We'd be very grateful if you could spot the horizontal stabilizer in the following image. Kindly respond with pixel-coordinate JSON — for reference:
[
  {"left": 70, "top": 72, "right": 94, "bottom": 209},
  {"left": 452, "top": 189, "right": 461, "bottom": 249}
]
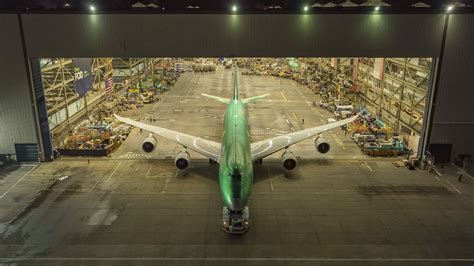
[
  {"left": 241, "top": 93, "right": 270, "bottom": 104},
  {"left": 201, "top": 93, "right": 230, "bottom": 104}
]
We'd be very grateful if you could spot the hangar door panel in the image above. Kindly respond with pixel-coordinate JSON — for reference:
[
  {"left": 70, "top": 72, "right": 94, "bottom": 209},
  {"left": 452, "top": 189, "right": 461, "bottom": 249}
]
[{"left": 14, "top": 144, "right": 39, "bottom": 163}]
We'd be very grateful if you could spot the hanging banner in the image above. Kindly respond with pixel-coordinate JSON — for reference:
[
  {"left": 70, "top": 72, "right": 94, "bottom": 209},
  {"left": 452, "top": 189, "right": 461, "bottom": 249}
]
[
  {"left": 353, "top": 58, "right": 359, "bottom": 81},
  {"left": 72, "top": 58, "right": 93, "bottom": 96},
  {"left": 372, "top": 58, "right": 384, "bottom": 80}
]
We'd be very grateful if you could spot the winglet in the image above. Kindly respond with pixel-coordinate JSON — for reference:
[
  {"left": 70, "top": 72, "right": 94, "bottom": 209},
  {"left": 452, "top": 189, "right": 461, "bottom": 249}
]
[
  {"left": 241, "top": 93, "right": 270, "bottom": 104},
  {"left": 201, "top": 93, "right": 231, "bottom": 104}
]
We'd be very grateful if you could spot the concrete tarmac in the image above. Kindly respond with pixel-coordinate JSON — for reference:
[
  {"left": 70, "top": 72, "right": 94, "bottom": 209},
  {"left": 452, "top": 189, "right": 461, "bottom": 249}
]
[{"left": 0, "top": 68, "right": 473, "bottom": 265}]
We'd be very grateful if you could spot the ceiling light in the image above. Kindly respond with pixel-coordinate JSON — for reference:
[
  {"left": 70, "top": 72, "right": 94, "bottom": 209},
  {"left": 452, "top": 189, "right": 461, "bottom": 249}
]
[
  {"left": 89, "top": 5, "right": 96, "bottom": 12},
  {"left": 304, "top": 5, "right": 309, "bottom": 12},
  {"left": 232, "top": 5, "right": 237, "bottom": 12},
  {"left": 374, "top": 6, "right": 380, "bottom": 11},
  {"left": 446, "top": 5, "right": 454, "bottom": 12}
]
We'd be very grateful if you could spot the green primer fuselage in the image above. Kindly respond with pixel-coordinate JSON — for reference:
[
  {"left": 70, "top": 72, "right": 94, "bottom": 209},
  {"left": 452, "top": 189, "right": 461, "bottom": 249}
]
[{"left": 218, "top": 78, "right": 253, "bottom": 211}]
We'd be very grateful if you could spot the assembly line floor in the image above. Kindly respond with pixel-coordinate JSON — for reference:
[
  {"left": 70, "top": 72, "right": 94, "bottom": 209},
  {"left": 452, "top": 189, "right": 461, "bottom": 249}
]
[
  {"left": 0, "top": 68, "right": 473, "bottom": 265},
  {"left": 112, "top": 68, "right": 362, "bottom": 160}
]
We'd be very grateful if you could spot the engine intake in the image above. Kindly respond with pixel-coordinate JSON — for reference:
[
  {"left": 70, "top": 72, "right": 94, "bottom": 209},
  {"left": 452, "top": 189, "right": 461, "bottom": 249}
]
[
  {"left": 175, "top": 151, "right": 191, "bottom": 170},
  {"left": 315, "top": 136, "right": 330, "bottom": 154},
  {"left": 281, "top": 151, "right": 297, "bottom": 170},
  {"left": 141, "top": 134, "right": 157, "bottom": 153}
]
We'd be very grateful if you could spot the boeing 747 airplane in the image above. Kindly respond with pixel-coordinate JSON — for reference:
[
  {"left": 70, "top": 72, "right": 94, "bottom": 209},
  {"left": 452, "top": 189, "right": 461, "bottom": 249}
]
[{"left": 114, "top": 68, "right": 357, "bottom": 233}]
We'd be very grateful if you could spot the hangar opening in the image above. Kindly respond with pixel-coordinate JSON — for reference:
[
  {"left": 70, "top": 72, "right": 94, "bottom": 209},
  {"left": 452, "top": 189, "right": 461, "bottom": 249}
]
[{"left": 35, "top": 57, "right": 433, "bottom": 161}]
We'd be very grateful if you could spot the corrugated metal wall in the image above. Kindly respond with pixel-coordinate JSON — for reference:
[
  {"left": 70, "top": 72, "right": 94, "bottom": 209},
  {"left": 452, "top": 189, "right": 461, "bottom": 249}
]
[
  {"left": 0, "top": 13, "right": 473, "bottom": 159},
  {"left": 431, "top": 14, "right": 474, "bottom": 155},
  {"left": 0, "top": 15, "right": 38, "bottom": 155},
  {"left": 21, "top": 14, "right": 444, "bottom": 58}
]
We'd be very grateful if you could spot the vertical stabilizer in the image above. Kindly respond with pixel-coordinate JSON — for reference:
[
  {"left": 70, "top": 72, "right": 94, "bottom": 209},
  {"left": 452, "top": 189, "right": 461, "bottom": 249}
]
[{"left": 233, "top": 66, "right": 239, "bottom": 101}]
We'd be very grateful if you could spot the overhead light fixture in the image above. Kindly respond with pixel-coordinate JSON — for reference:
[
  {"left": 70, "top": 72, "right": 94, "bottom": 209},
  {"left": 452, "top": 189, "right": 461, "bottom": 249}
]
[
  {"left": 446, "top": 5, "right": 454, "bottom": 12},
  {"left": 232, "top": 5, "right": 238, "bottom": 12},
  {"left": 374, "top": 6, "right": 380, "bottom": 11},
  {"left": 304, "top": 5, "right": 309, "bottom": 12},
  {"left": 89, "top": 4, "right": 96, "bottom": 12},
  {"left": 64, "top": 3, "right": 70, "bottom": 8}
]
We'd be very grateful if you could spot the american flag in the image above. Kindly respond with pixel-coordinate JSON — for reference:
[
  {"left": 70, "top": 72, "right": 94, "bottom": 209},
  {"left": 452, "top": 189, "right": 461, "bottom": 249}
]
[{"left": 105, "top": 76, "right": 114, "bottom": 95}]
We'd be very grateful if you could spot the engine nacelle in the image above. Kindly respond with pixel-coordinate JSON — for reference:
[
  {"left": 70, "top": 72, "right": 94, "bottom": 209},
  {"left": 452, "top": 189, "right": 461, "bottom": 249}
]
[
  {"left": 281, "top": 151, "right": 297, "bottom": 170},
  {"left": 141, "top": 134, "right": 157, "bottom": 153},
  {"left": 315, "top": 136, "right": 330, "bottom": 154},
  {"left": 175, "top": 151, "right": 191, "bottom": 170}
]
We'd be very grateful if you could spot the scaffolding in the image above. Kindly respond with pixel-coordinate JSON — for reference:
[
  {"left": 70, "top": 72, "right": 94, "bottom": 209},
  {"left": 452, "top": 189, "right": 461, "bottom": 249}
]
[
  {"left": 112, "top": 58, "right": 157, "bottom": 90},
  {"left": 40, "top": 58, "right": 113, "bottom": 146},
  {"left": 355, "top": 58, "right": 431, "bottom": 135}
]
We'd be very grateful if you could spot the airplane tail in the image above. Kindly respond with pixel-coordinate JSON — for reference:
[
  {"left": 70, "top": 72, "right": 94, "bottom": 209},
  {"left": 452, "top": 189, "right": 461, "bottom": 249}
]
[
  {"left": 241, "top": 93, "right": 270, "bottom": 104},
  {"left": 233, "top": 66, "right": 239, "bottom": 101},
  {"left": 202, "top": 66, "right": 269, "bottom": 104},
  {"left": 201, "top": 93, "right": 230, "bottom": 104}
]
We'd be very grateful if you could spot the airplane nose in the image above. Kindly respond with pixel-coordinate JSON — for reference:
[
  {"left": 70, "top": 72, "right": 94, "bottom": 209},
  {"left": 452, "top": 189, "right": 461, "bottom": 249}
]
[{"left": 231, "top": 198, "right": 243, "bottom": 211}]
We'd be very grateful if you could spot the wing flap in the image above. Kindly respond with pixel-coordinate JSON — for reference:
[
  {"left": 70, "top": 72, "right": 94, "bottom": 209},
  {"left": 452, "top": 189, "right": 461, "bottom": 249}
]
[
  {"left": 201, "top": 93, "right": 230, "bottom": 104},
  {"left": 241, "top": 93, "right": 270, "bottom": 104},
  {"left": 114, "top": 114, "right": 221, "bottom": 161},
  {"left": 250, "top": 115, "right": 358, "bottom": 160}
]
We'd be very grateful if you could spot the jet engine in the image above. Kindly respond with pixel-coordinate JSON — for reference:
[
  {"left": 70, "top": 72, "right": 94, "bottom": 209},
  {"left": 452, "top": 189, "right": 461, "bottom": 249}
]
[
  {"left": 141, "top": 134, "right": 157, "bottom": 153},
  {"left": 175, "top": 151, "right": 191, "bottom": 170},
  {"left": 314, "top": 135, "right": 330, "bottom": 154},
  {"left": 281, "top": 150, "right": 297, "bottom": 170}
]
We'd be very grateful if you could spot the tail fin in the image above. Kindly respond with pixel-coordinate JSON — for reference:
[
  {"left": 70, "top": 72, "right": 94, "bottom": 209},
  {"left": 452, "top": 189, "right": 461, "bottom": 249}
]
[
  {"left": 241, "top": 93, "right": 270, "bottom": 104},
  {"left": 201, "top": 93, "right": 230, "bottom": 104},
  {"left": 233, "top": 67, "right": 239, "bottom": 101}
]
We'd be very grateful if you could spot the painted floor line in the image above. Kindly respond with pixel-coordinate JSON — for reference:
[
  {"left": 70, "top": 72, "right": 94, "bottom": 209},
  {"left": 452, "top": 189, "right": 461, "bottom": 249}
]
[
  {"left": 0, "top": 165, "right": 37, "bottom": 198},
  {"left": 451, "top": 162, "right": 474, "bottom": 180},
  {"left": 445, "top": 179, "right": 462, "bottom": 194},
  {"left": 105, "top": 162, "right": 122, "bottom": 183},
  {"left": 364, "top": 162, "right": 373, "bottom": 172}
]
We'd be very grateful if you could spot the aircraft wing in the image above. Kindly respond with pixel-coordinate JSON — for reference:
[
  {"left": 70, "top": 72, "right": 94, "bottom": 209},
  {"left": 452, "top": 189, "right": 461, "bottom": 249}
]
[
  {"left": 114, "top": 114, "right": 221, "bottom": 162},
  {"left": 250, "top": 115, "right": 358, "bottom": 161}
]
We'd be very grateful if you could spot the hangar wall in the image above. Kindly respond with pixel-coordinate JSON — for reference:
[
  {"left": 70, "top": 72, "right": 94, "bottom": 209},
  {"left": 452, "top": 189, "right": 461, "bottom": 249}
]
[
  {"left": 430, "top": 14, "right": 474, "bottom": 156},
  {"left": 0, "top": 15, "right": 38, "bottom": 156},
  {"left": 21, "top": 14, "right": 444, "bottom": 58},
  {"left": 1, "top": 13, "right": 472, "bottom": 161}
]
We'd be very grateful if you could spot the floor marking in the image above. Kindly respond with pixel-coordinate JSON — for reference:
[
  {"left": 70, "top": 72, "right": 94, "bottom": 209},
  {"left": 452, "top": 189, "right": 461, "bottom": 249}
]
[
  {"left": 450, "top": 162, "right": 474, "bottom": 180},
  {"left": 265, "top": 165, "right": 274, "bottom": 192},
  {"left": 364, "top": 162, "right": 373, "bottom": 172},
  {"left": 292, "top": 112, "right": 298, "bottom": 122},
  {"left": 280, "top": 91, "right": 287, "bottom": 102},
  {"left": 329, "top": 132, "right": 346, "bottom": 150},
  {"left": 146, "top": 165, "right": 152, "bottom": 178},
  {"left": 91, "top": 162, "right": 122, "bottom": 191},
  {"left": 161, "top": 170, "right": 176, "bottom": 194},
  {"left": 105, "top": 162, "right": 122, "bottom": 183},
  {"left": 1, "top": 258, "right": 473, "bottom": 262},
  {"left": 445, "top": 179, "right": 462, "bottom": 194},
  {"left": 0, "top": 165, "right": 37, "bottom": 198}
]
